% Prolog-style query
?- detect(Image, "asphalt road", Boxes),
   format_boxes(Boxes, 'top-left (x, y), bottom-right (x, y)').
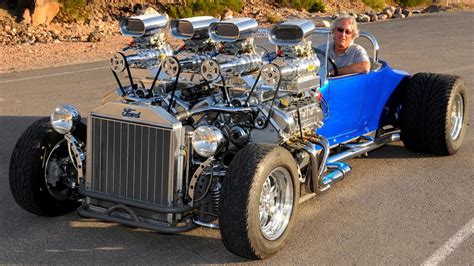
top-left (0, 11), bottom-right (473, 264)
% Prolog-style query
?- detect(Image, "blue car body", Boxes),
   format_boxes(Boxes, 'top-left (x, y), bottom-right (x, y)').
top-left (318, 61), bottom-right (408, 146)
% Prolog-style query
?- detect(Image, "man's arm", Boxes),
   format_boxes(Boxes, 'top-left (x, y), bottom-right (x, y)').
top-left (337, 61), bottom-right (370, 75)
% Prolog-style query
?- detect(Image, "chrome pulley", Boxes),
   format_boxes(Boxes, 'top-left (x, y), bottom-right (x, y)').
top-left (261, 63), bottom-right (281, 86)
top-left (201, 59), bottom-right (220, 81)
top-left (162, 56), bottom-right (180, 77)
top-left (110, 52), bottom-right (127, 73)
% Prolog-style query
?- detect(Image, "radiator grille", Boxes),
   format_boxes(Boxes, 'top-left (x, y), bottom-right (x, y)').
top-left (88, 116), bottom-right (175, 206)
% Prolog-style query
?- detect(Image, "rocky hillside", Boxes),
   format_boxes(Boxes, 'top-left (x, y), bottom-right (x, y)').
top-left (0, 0), bottom-right (459, 46)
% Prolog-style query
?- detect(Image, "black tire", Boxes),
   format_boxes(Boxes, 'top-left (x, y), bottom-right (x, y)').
top-left (9, 117), bottom-right (86, 216)
top-left (400, 73), bottom-right (469, 155)
top-left (219, 144), bottom-right (300, 259)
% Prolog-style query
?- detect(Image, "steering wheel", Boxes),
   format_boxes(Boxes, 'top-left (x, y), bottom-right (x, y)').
top-left (313, 48), bottom-right (339, 77)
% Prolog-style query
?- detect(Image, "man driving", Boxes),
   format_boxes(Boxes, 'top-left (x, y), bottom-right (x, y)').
top-left (319, 14), bottom-right (370, 76)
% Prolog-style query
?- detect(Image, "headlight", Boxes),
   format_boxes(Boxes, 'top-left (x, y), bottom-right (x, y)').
top-left (192, 126), bottom-right (225, 157)
top-left (50, 104), bottom-right (81, 135)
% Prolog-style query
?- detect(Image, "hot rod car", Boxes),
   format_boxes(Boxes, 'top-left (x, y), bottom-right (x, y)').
top-left (9, 14), bottom-right (469, 259)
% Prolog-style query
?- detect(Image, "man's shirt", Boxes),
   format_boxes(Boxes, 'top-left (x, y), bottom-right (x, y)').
top-left (317, 41), bottom-right (370, 71)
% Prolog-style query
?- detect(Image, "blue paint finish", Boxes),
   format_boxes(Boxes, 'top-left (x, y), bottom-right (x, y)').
top-left (317, 61), bottom-right (409, 146)
top-left (317, 73), bottom-right (367, 144)
top-left (364, 63), bottom-right (408, 130)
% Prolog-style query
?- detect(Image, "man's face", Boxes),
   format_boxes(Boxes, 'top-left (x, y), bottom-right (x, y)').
top-left (333, 19), bottom-right (354, 50)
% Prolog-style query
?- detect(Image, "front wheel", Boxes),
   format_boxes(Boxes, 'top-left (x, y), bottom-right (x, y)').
top-left (9, 117), bottom-right (86, 216)
top-left (219, 144), bottom-right (300, 259)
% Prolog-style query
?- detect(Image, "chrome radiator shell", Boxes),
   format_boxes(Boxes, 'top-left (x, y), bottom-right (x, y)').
top-left (85, 102), bottom-right (185, 209)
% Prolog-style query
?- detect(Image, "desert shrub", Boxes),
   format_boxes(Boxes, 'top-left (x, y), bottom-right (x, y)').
top-left (167, 0), bottom-right (243, 18)
top-left (276, 0), bottom-right (326, 13)
top-left (58, 0), bottom-right (89, 21)
top-left (394, 0), bottom-right (431, 7)
top-left (362, 0), bottom-right (385, 10)
top-left (308, 0), bottom-right (326, 12)
top-left (267, 13), bottom-right (284, 23)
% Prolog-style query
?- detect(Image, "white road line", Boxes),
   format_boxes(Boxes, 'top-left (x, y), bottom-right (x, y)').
top-left (421, 217), bottom-right (474, 266)
top-left (0, 66), bottom-right (109, 84)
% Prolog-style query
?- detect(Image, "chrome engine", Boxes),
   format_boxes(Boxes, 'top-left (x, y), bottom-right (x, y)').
top-left (200, 18), bottom-right (269, 85)
top-left (79, 16), bottom-right (328, 231)
top-left (110, 14), bottom-right (174, 71)
top-left (162, 16), bottom-right (220, 82)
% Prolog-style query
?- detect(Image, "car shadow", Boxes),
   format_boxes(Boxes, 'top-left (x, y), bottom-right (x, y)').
top-left (361, 143), bottom-right (438, 159)
top-left (1, 211), bottom-right (248, 263)
top-left (0, 116), bottom-right (41, 164)
top-left (0, 1), bottom-right (24, 21)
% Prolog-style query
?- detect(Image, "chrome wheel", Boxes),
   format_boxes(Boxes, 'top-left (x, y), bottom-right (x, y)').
top-left (449, 92), bottom-right (464, 140)
top-left (259, 166), bottom-right (294, 241)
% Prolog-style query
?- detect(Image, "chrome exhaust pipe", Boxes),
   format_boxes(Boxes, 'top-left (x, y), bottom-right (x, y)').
top-left (327, 132), bottom-right (400, 163)
top-left (300, 132), bottom-right (399, 195)
top-left (301, 140), bottom-right (351, 193)
top-left (321, 162), bottom-right (351, 186)
top-left (301, 136), bottom-right (331, 193)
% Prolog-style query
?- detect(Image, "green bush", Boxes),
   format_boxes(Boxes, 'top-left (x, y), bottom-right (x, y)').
top-left (167, 0), bottom-right (243, 18)
top-left (58, 0), bottom-right (89, 21)
top-left (394, 0), bottom-right (431, 7)
top-left (362, 0), bottom-right (385, 10)
top-left (267, 13), bottom-right (284, 23)
top-left (308, 0), bottom-right (326, 12)
top-left (276, 0), bottom-right (326, 13)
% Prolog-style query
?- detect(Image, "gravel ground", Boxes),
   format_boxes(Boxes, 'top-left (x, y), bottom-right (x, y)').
top-left (0, 35), bottom-right (134, 74)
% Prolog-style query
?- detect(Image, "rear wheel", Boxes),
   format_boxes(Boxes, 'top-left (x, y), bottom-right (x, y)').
top-left (219, 144), bottom-right (299, 259)
top-left (400, 73), bottom-right (469, 155)
top-left (9, 117), bottom-right (86, 216)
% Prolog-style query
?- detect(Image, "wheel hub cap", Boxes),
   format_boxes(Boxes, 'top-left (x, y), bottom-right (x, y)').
top-left (259, 167), bottom-right (294, 240)
top-left (449, 92), bottom-right (464, 140)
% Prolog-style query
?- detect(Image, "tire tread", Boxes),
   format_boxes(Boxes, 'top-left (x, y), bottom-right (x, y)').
top-left (220, 144), bottom-right (298, 259)
top-left (400, 73), bottom-right (467, 155)
top-left (9, 117), bottom-right (83, 216)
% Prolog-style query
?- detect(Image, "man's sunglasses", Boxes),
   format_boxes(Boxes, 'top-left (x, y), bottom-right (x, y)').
top-left (336, 27), bottom-right (353, 35)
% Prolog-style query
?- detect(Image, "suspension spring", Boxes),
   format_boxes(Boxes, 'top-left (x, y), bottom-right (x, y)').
top-left (210, 179), bottom-right (222, 215)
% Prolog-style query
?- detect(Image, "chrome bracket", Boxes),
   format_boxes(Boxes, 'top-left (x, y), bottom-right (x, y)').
top-left (64, 133), bottom-right (86, 184)
top-left (187, 157), bottom-right (214, 206)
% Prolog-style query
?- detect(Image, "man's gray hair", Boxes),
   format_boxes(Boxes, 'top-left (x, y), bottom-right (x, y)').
top-left (331, 14), bottom-right (359, 38)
